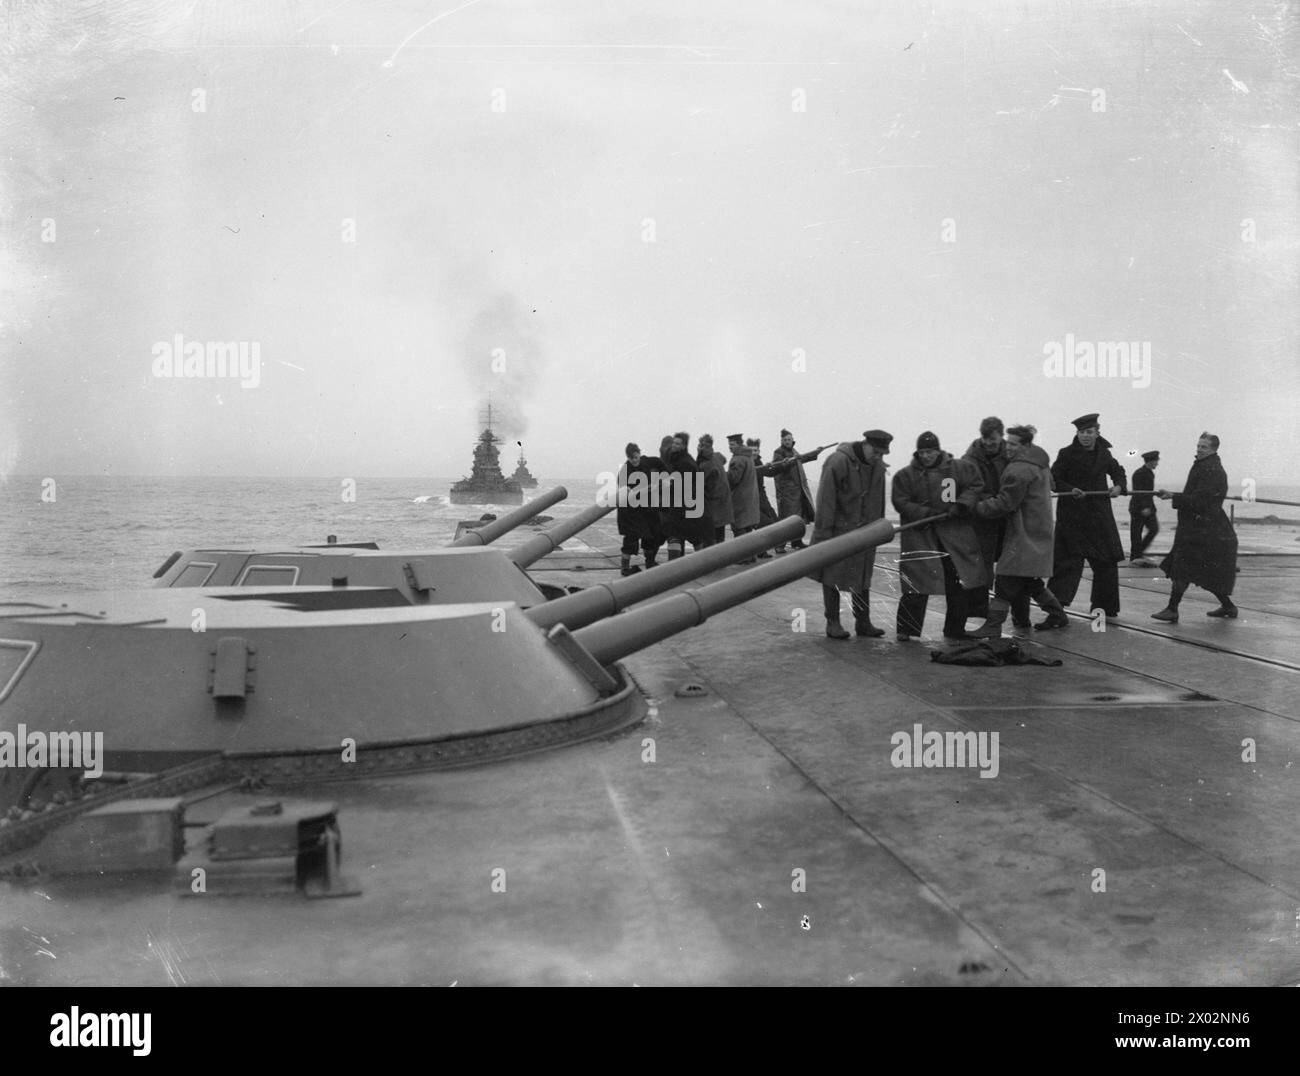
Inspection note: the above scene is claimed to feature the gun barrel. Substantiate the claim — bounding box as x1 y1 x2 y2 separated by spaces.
571 514 945 665
508 501 616 568
527 516 806 633
449 486 568 546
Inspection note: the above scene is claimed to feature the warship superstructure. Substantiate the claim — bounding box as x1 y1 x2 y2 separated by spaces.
510 448 539 488
449 403 523 505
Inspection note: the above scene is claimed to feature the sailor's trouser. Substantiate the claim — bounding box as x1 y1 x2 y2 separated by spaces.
992 575 1049 625
823 584 868 622
1049 553 1120 616
897 555 972 637
1129 515 1158 559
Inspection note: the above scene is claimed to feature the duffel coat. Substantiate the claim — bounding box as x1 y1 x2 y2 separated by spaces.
727 443 760 529
963 437 1009 567
892 451 988 594
971 443 1054 578
697 446 733 528
771 444 816 522
1159 452 1238 595
809 442 886 589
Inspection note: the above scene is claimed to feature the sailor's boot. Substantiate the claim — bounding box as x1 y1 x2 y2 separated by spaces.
823 585 849 639
1206 594 1238 619
620 554 640 577
1034 588 1070 631
825 616 850 640
1152 581 1184 623
850 592 884 637
666 540 684 562
969 598 1010 639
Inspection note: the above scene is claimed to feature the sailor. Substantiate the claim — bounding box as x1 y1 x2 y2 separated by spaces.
1128 450 1161 567
658 433 700 559
747 438 779 559
809 430 892 638
696 434 733 547
893 431 988 640
770 429 827 552
1151 433 1239 622
962 416 1010 624
726 434 760 563
616 443 664 574
1043 413 1127 626
968 425 1070 635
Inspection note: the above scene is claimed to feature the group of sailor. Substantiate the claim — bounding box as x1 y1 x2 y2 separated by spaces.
617 414 1240 641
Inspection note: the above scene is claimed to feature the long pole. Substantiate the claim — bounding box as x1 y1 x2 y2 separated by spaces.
1050 491 1300 508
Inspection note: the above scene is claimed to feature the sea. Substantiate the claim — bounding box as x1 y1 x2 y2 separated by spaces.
0 475 606 597
3 474 1297 597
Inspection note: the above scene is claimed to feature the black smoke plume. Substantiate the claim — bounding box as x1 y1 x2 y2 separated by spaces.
460 293 545 439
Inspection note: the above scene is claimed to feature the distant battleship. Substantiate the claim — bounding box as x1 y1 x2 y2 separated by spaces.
510 448 538 488
449 402 523 505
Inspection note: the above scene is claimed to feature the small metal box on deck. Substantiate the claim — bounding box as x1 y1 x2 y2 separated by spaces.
36 798 185 874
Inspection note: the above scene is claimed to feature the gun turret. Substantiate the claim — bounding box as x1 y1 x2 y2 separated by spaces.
449 486 568 546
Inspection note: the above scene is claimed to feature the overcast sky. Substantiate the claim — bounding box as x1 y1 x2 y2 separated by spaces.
3 0 1297 488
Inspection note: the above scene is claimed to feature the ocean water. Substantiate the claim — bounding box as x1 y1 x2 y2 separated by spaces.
0 475 605 596
2 474 1295 597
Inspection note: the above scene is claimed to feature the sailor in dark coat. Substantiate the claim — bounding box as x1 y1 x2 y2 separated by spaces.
1044 413 1127 621
893 431 988 640
968 425 1070 636
1151 433 1239 621
1128 450 1160 565
748 438 779 559
962 416 1010 621
809 430 892 638
696 434 733 546
616 442 664 573
770 429 827 551
661 432 711 558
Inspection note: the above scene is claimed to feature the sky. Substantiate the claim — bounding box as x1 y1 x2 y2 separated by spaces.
2 0 1297 492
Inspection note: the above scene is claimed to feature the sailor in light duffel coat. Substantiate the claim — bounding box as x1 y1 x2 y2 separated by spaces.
808 431 892 638
967 424 1070 635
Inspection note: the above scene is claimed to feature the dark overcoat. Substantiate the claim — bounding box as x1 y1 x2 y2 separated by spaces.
697 447 733 527
893 451 988 594
727 444 760 529
1159 453 1238 595
771 445 816 522
752 453 779 526
963 438 1009 568
661 449 712 544
971 444 1055 578
809 442 886 589
616 457 664 543
1050 436 1127 562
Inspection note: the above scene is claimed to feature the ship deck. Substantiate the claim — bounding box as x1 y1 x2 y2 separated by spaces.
2 519 1297 986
